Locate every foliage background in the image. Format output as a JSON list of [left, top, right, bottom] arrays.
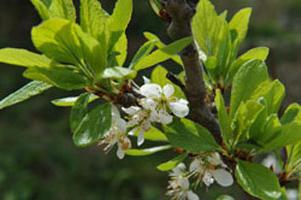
[[0, 0, 300, 199]]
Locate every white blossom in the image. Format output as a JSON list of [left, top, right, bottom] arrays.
[[189, 153, 233, 187], [139, 83, 189, 123], [100, 106, 132, 159], [167, 163, 199, 200], [122, 106, 152, 146]]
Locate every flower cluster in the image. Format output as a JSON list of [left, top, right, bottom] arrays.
[[189, 152, 233, 187], [167, 153, 233, 200], [123, 82, 189, 146], [167, 163, 199, 200], [101, 81, 190, 159]]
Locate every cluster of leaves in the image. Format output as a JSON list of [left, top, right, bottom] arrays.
[[0, 0, 301, 199]]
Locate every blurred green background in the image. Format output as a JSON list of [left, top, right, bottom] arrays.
[[0, 0, 300, 199]]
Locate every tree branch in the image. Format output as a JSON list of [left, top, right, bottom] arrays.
[[162, 0, 221, 143]]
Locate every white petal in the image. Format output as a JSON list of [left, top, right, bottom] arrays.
[[211, 169, 234, 187], [140, 83, 162, 98], [187, 191, 199, 200], [158, 109, 173, 124], [116, 146, 125, 159], [178, 99, 189, 105], [189, 159, 201, 172], [122, 106, 140, 115], [172, 163, 186, 175], [137, 131, 145, 146], [207, 152, 223, 166], [140, 98, 157, 110], [163, 84, 175, 98], [111, 105, 121, 122], [142, 76, 151, 84], [202, 171, 214, 186], [178, 177, 190, 190], [117, 119, 127, 133], [169, 101, 189, 118]]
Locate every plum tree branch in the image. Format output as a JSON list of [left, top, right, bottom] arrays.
[[162, 0, 221, 143]]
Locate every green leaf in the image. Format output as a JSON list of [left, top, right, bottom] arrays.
[[230, 60, 269, 117], [250, 80, 285, 114], [151, 66, 185, 98], [129, 40, 156, 69], [32, 18, 106, 78], [235, 160, 282, 200], [215, 89, 232, 146], [0, 48, 52, 68], [226, 47, 269, 85], [131, 126, 168, 142], [229, 8, 252, 44], [108, 0, 132, 33], [0, 81, 52, 110], [80, 0, 108, 39], [114, 33, 128, 66], [157, 154, 187, 171], [126, 145, 171, 156], [281, 103, 301, 125], [101, 67, 136, 80], [52, 94, 98, 107], [286, 141, 301, 174], [144, 32, 183, 66], [32, 18, 83, 65], [233, 100, 265, 144], [192, 0, 227, 56], [106, 0, 132, 52], [24, 66, 89, 90], [30, 0, 50, 20], [134, 37, 192, 70], [49, 0, 76, 21], [164, 118, 220, 152], [263, 123, 301, 151], [239, 47, 270, 61], [70, 94, 112, 147]]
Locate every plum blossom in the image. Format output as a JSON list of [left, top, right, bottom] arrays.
[[100, 106, 132, 159], [122, 82, 189, 146], [189, 153, 233, 187], [139, 83, 189, 122], [167, 163, 199, 200], [122, 106, 152, 146]]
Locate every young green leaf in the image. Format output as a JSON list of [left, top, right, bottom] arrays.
[[32, 18, 83, 66], [126, 145, 171, 156], [151, 66, 185, 98], [230, 60, 269, 117], [143, 32, 183, 66], [23, 66, 89, 90], [0, 48, 52, 68], [164, 118, 220, 152], [250, 80, 285, 114], [0, 81, 52, 110], [129, 40, 157, 69], [229, 8, 252, 44], [101, 67, 136, 80], [49, 0, 76, 21], [134, 37, 192, 71], [157, 154, 187, 171], [281, 103, 301, 125], [235, 160, 282, 200], [52, 94, 98, 107], [215, 89, 232, 146], [70, 94, 112, 147], [80, 0, 108, 39], [149, 0, 162, 16], [225, 47, 269, 85], [31, 0, 50, 20]]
